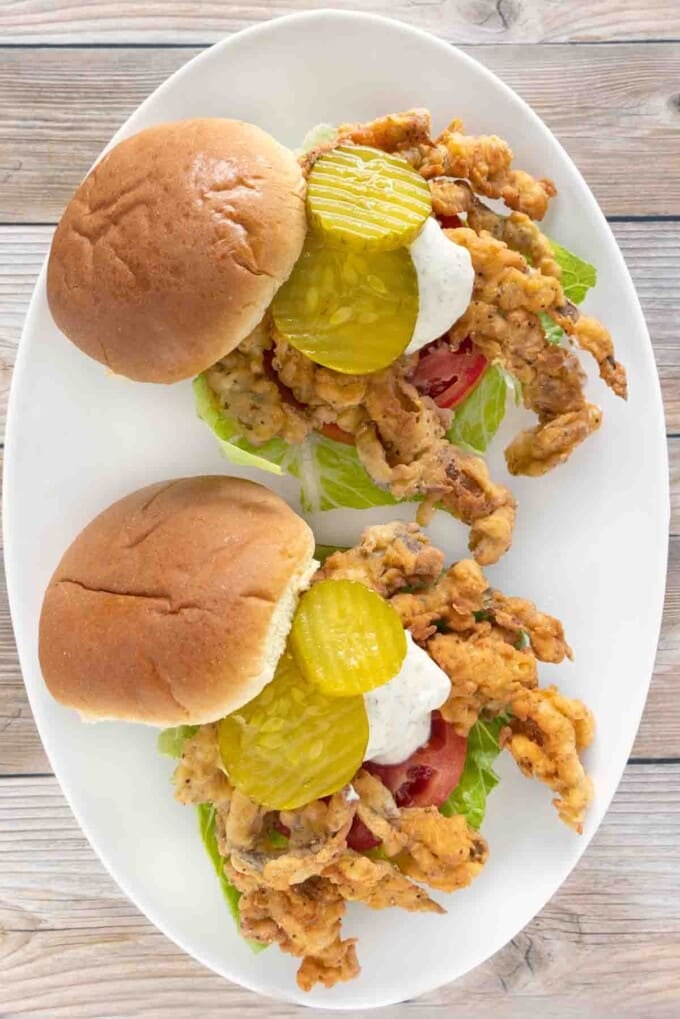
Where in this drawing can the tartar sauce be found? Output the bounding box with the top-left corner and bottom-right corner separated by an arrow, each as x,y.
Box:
407,217 -> 474,354
364,633 -> 450,765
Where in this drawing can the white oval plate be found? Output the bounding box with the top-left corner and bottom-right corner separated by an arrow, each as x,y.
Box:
4,10 -> 668,1010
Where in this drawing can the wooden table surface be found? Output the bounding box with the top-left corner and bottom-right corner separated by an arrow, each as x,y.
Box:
1,2 -> 679,1016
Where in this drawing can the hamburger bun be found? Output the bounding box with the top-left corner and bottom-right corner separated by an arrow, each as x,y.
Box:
46,119 -> 307,383
39,476 -> 316,726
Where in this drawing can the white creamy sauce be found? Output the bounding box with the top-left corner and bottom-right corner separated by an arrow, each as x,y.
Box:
364,633 -> 450,765
407,216 -> 474,354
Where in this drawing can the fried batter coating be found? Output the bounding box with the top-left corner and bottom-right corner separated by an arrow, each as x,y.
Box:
174,724 -> 232,806
270,336 -> 515,563
397,807 -> 489,892
259,797 -> 353,889
225,789 -> 267,852
429,631 -> 538,735
389,549 -> 570,656
445,225 -> 623,474
560,314 -> 628,399
220,771 -> 477,988
316,521 -> 444,597
505,405 -> 602,477
411,120 -> 556,220
414,559 -> 571,735
338,107 -> 433,153
280,793 -> 353,849
324,852 -> 443,912
207,107 -> 625,504
172,520 -> 595,989
330,109 -> 555,219
207,321 -> 311,446
447,226 -> 563,315
466,203 -> 561,278
300,108 -> 432,181
214,796 -> 360,990
352,770 -> 409,857
447,226 -> 627,403
353,771 -> 488,893
502,686 -> 595,833
273,336 -> 370,435
357,370 -> 516,564
208,309 -> 524,554
446,220 -> 627,410
272,109 -> 625,486
429,177 -> 475,218
489,593 -> 572,663
232,867 -> 359,991
296,935 -> 360,992
468,504 -> 517,566
392,558 -> 489,641
229,792 -> 353,888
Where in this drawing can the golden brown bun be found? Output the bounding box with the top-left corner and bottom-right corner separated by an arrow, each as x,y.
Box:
46,119 -> 306,383
39,477 -> 316,726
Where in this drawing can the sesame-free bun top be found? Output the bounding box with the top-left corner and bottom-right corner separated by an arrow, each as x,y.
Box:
39,477 -> 316,726
46,119 -> 307,383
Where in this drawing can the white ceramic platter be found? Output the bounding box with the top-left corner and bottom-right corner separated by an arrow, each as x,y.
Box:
4,10 -> 669,1009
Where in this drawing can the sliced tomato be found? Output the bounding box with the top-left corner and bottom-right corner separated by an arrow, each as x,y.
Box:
365,713 -> 467,809
320,422 -> 355,446
271,817 -> 291,838
347,816 -> 380,852
436,214 -> 463,230
411,337 -> 487,410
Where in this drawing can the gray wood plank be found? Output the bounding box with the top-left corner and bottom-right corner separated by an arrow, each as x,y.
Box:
0,765 -> 678,1016
1,44 -> 680,220
2,0 -> 680,45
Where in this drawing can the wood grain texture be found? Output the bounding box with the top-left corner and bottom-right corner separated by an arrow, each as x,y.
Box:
0,765 -> 678,1017
2,43 -> 680,221
2,0 -> 680,45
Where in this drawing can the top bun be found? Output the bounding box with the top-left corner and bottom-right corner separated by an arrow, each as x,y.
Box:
39,476 -> 316,726
46,119 -> 307,383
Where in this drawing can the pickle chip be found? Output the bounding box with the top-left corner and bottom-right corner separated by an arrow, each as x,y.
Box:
307,145 -> 432,251
291,579 -> 407,696
271,235 -> 418,374
218,650 -> 368,810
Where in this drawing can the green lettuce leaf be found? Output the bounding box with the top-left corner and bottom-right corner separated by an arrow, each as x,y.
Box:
446,365 -> 508,454
265,828 -> 290,850
196,803 -> 266,953
549,240 -> 597,305
193,375 -> 291,476
538,310 -> 566,346
440,714 -> 508,829
537,241 -> 596,345
296,122 -> 339,156
157,725 -> 198,758
315,543 -> 346,563
514,630 -> 530,651
195,374 -> 397,512
158,726 -> 264,951
502,367 -> 523,406
296,432 -> 397,512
